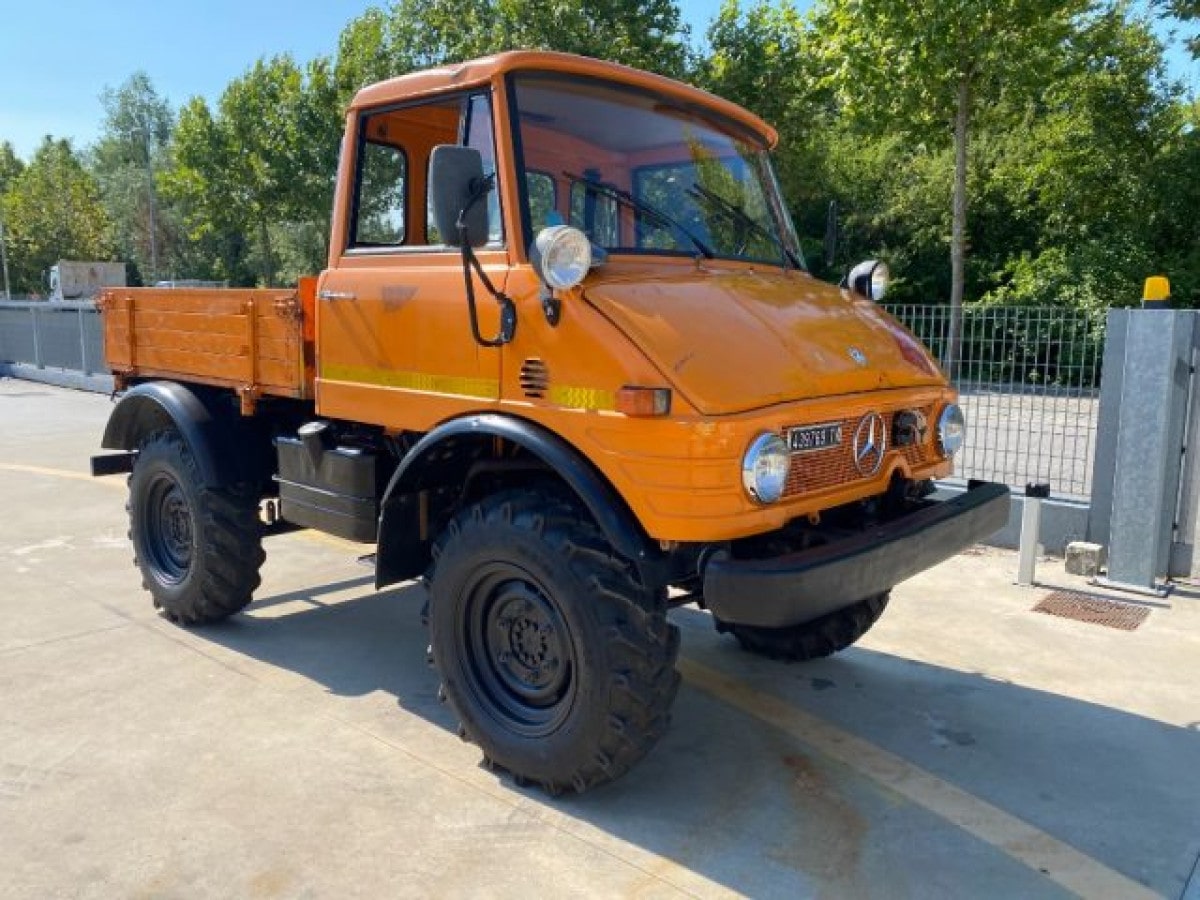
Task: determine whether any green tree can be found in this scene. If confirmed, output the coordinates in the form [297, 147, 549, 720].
[699, 2, 838, 269]
[494, 0, 691, 76]
[1148, 98, 1200, 305]
[334, 0, 691, 99]
[1, 137, 114, 294]
[1159, 0, 1199, 55]
[93, 72, 174, 283]
[0, 141, 23, 194]
[165, 55, 341, 285]
[974, 7, 1184, 310]
[0, 141, 23, 298]
[818, 0, 1088, 367]
[701, 1, 814, 135]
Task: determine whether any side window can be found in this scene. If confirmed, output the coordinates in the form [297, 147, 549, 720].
[352, 93, 501, 251]
[526, 171, 557, 230]
[352, 140, 406, 246]
[570, 179, 619, 246]
[427, 93, 502, 245]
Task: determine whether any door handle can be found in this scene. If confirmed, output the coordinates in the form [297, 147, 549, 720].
[318, 289, 356, 301]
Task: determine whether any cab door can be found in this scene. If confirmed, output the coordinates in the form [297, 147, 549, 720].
[316, 92, 509, 431]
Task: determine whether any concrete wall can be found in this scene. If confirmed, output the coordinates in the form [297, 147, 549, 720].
[937, 482, 1088, 555]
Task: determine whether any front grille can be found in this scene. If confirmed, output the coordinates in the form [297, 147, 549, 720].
[782, 407, 938, 498]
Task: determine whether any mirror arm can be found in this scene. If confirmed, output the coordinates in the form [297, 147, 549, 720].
[456, 176, 516, 348]
[539, 283, 561, 327]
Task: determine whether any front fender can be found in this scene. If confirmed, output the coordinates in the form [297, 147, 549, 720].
[375, 413, 660, 589]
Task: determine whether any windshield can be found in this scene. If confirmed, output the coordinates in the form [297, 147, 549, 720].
[510, 73, 805, 269]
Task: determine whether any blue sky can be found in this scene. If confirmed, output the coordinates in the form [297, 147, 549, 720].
[0, 0, 1194, 160]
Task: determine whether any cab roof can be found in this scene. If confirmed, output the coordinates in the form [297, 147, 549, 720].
[348, 50, 779, 148]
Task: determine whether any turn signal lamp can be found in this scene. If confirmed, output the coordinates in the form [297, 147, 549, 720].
[616, 387, 672, 417]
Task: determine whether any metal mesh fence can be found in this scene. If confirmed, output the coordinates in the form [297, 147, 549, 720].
[886, 305, 1103, 501]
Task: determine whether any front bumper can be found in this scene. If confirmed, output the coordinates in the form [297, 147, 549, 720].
[702, 480, 1011, 629]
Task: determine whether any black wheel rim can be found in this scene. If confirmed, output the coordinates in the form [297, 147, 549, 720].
[142, 471, 194, 584]
[461, 563, 575, 738]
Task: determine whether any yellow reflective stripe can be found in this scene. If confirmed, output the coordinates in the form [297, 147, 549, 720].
[546, 385, 616, 411]
[321, 363, 500, 400]
[321, 363, 614, 409]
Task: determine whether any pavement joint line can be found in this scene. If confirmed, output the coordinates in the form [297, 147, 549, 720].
[678, 657, 1163, 900]
[1181, 848, 1200, 900]
[315, 712, 711, 900]
[125, 614, 713, 899]
[0, 622, 134, 658]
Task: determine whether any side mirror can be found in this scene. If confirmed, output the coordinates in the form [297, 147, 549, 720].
[429, 145, 489, 248]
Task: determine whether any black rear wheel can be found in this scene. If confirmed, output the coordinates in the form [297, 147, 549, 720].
[427, 489, 680, 795]
[140, 469, 194, 583]
[716, 592, 889, 661]
[128, 430, 264, 624]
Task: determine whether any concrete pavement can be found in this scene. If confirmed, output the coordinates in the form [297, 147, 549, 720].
[1, 378, 1198, 899]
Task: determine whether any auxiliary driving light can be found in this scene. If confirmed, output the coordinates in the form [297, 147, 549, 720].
[847, 259, 890, 302]
[532, 225, 592, 290]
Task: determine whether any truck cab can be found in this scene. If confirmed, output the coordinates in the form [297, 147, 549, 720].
[95, 51, 1009, 796]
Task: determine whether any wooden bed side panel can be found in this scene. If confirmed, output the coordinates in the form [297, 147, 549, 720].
[98, 288, 313, 402]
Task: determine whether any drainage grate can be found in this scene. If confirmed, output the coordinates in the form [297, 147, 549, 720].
[1032, 591, 1150, 631]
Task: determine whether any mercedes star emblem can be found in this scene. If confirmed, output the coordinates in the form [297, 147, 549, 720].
[848, 347, 868, 366]
[852, 412, 887, 476]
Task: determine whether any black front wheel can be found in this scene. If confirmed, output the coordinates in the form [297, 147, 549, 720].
[427, 489, 680, 795]
[128, 430, 264, 624]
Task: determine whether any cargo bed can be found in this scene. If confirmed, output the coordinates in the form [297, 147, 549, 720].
[98, 279, 315, 410]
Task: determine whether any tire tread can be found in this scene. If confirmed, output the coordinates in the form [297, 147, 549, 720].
[428, 488, 680, 795]
[128, 430, 264, 625]
[720, 592, 889, 661]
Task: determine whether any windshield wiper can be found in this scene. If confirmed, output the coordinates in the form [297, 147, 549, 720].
[563, 171, 714, 260]
[686, 182, 802, 271]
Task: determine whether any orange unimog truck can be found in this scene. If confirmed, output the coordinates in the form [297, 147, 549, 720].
[93, 51, 1009, 794]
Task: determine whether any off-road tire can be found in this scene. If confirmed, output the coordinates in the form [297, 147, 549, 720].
[716, 592, 889, 661]
[426, 489, 680, 795]
[128, 430, 264, 624]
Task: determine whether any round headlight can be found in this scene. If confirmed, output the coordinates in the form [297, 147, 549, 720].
[938, 403, 966, 457]
[533, 225, 591, 290]
[742, 432, 790, 504]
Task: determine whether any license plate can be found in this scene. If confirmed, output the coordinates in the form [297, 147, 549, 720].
[788, 423, 843, 453]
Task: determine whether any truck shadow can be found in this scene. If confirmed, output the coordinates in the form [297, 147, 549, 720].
[197, 580, 1200, 899]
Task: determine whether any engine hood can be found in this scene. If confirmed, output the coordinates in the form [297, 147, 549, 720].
[583, 269, 944, 415]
